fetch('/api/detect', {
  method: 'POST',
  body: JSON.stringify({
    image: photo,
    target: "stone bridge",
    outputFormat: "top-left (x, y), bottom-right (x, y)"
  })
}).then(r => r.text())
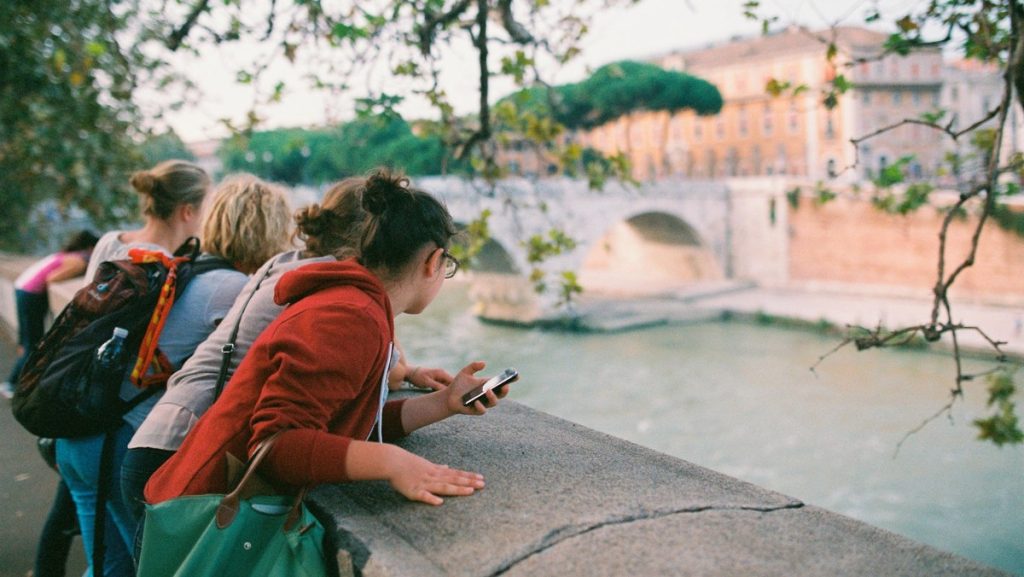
top-left (419, 176), bottom-right (792, 324)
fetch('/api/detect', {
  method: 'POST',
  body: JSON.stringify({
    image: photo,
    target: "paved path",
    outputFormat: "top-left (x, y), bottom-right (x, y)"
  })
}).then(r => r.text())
top-left (0, 334), bottom-right (87, 577)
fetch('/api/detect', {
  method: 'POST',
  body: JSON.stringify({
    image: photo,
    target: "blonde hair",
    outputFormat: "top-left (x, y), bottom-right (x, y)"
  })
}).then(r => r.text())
top-left (293, 177), bottom-right (368, 259)
top-left (130, 160), bottom-right (211, 220)
top-left (201, 174), bottom-right (293, 273)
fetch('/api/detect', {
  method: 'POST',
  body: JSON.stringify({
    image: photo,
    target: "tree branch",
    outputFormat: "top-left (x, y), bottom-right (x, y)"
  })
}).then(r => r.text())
top-left (417, 0), bottom-right (472, 56)
top-left (167, 0), bottom-right (211, 51)
top-left (456, 0), bottom-right (492, 162)
top-left (498, 0), bottom-right (534, 44)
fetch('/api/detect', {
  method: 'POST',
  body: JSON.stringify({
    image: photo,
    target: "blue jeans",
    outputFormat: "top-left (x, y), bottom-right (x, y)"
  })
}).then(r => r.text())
top-left (9, 289), bottom-right (49, 383)
top-left (35, 479), bottom-right (80, 577)
top-left (56, 423), bottom-right (137, 577)
top-left (121, 447), bottom-right (174, 562)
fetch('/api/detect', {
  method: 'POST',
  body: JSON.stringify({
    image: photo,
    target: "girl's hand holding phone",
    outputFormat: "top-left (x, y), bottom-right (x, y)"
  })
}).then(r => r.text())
top-left (444, 361), bottom-right (511, 416)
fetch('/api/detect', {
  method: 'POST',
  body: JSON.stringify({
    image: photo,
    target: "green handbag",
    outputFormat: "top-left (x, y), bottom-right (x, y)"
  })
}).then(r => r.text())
top-left (137, 435), bottom-right (328, 577)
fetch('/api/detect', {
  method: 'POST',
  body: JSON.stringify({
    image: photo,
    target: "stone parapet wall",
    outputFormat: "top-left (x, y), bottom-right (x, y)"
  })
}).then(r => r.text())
top-left (0, 255), bottom-right (1013, 577)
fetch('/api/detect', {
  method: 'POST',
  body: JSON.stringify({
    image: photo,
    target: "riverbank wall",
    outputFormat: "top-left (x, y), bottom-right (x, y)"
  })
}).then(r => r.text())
top-left (0, 255), bottom-right (1014, 576)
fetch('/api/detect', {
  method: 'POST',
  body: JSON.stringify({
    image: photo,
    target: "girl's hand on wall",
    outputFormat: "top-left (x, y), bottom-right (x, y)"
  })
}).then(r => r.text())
top-left (407, 366), bottom-right (453, 390)
top-left (387, 447), bottom-right (484, 505)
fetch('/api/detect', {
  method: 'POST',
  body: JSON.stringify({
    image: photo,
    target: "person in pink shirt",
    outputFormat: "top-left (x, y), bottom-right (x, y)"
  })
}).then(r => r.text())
top-left (2, 229), bottom-right (99, 399)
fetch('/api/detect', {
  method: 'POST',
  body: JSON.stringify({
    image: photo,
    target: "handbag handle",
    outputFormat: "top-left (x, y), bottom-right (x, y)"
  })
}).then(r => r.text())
top-left (216, 432), bottom-right (306, 530)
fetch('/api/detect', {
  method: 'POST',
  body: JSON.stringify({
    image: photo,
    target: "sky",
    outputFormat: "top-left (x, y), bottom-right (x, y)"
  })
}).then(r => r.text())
top-left (161, 0), bottom-right (921, 143)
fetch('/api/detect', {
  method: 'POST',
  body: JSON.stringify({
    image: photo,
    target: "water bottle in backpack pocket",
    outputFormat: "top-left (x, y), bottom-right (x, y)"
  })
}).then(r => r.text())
top-left (73, 327), bottom-right (130, 419)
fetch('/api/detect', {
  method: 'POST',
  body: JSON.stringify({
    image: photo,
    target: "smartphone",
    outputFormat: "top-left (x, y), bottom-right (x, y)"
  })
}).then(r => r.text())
top-left (461, 368), bottom-right (519, 407)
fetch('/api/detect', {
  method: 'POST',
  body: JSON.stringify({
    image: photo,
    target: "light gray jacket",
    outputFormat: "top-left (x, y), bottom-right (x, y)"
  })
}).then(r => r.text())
top-left (129, 250), bottom-right (335, 451)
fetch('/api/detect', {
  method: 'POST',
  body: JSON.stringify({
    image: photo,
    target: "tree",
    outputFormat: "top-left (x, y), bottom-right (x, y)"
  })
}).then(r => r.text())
top-left (744, 0), bottom-right (1023, 446)
top-left (0, 0), bottom-right (637, 255)
top-left (219, 118), bottom-right (458, 184)
top-left (0, 0), bottom-right (155, 252)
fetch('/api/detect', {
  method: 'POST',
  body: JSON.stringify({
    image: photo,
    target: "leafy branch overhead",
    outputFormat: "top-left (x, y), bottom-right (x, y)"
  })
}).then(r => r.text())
top-left (749, 0), bottom-right (1024, 446)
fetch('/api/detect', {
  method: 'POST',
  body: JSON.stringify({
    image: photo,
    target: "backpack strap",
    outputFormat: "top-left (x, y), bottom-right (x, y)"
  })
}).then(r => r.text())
top-left (128, 251), bottom-right (236, 389)
top-left (214, 255), bottom-right (279, 400)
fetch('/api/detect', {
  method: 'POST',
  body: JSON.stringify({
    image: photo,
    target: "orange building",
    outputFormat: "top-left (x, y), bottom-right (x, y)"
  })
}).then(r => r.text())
top-left (579, 26), bottom-right (946, 182)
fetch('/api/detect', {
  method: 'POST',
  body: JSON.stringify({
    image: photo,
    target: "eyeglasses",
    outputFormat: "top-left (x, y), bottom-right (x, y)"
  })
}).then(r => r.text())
top-left (442, 250), bottom-right (460, 279)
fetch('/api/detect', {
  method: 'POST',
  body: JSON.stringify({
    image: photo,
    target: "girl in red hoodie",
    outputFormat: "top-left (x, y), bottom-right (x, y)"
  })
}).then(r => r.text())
top-left (146, 168), bottom-right (502, 507)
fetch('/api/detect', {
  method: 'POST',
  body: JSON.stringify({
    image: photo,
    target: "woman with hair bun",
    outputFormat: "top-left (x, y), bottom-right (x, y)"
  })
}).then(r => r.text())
top-left (58, 167), bottom-right (294, 577)
top-left (84, 159), bottom-right (211, 280)
top-left (146, 167), bottom-right (505, 515)
top-left (127, 175), bottom-right (452, 494)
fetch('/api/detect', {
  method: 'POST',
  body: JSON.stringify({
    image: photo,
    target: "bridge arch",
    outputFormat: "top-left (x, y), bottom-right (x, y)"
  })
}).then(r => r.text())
top-left (467, 237), bottom-right (519, 274)
top-left (579, 211), bottom-right (724, 296)
top-left (457, 233), bottom-right (542, 322)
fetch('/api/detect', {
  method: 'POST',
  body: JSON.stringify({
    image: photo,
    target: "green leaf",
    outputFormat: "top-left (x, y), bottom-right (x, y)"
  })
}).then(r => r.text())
top-left (331, 22), bottom-right (368, 41)
top-left (896, 15), bottom-right (919, 32)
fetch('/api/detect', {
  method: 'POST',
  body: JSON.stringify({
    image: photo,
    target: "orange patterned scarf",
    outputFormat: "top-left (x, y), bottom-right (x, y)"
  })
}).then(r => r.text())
top-left (127, 248), bottom-right (191, 388)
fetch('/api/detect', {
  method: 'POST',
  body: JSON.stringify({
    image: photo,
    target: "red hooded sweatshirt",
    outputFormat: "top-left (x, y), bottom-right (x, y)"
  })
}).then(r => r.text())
top-left (145, 259), bottom-right (407, 503)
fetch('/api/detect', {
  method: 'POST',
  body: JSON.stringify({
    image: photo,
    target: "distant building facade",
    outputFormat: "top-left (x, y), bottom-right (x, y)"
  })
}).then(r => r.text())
top-left (574, 26), bottom-right (959, 183)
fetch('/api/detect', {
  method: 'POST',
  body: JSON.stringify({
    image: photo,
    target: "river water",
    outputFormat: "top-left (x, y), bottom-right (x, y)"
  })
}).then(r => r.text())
top-left (396, 283), bottom-right (1024, 575)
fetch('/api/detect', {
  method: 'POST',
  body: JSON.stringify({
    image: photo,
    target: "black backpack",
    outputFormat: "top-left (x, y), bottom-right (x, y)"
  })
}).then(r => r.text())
top-left (11, 237), bottom-right (233, 439)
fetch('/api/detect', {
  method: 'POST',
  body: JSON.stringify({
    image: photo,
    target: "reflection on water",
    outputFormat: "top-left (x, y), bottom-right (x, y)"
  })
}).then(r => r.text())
top-left (397, 283), bottom-right (1024, 575)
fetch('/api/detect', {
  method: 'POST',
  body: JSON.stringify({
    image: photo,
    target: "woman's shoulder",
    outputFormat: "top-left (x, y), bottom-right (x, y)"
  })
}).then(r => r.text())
top-left (90, 230), bottom-right (125, 260)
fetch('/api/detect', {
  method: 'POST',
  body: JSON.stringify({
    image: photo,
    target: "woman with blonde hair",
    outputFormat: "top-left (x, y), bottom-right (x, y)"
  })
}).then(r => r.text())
top-left (147, 166), bottom-right (504, 526)
top-left (123, 176), bottom-right (453, 549)
top-left (58, 167), bottom-right (293, 577)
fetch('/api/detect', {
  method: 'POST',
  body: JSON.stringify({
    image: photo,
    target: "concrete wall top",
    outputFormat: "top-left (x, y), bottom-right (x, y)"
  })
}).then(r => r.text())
top-left (314, 396), bottom-right (1010, 577)
top-left (0, 255), bottom-right (1010, 577)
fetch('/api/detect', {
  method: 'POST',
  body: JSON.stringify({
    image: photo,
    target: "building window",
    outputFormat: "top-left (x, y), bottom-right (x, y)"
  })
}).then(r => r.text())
top-left (707, 149), bottom-right (718, 177)
top-left (862, 91), bottom-right (870, 105)
top-left (892, 90), bottom-right (902, 105)
top-left (738, 106), bottom-right (748, 137)
top-left (752, 144), bottom-right (762, 175)
top-left (932, 92), bottom-right (940, 107)
top-left (726, 147), bottom-right (739, 176)
top-left (763, 102), bottom-right (773, 135)
top-left (695, 121), bottom-right (703, 141)
top-left (910, 63), bottom-right (920, 79)
top-left (716, 118), bottom-right (725, 139)
top-left (788, 102), bottom-right (799, 133)
top-left (912, 91), bottom-right (922, 106)
top-left (826, 158), bottom-right (837, 177)
top-left (825, 114), bottom-right (835, 139)
top-left (951, 86), bottom-right (959, 102)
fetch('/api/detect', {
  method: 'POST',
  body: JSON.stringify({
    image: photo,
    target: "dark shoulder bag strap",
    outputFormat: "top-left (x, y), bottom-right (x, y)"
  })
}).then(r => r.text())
top-left (214, 256), bottom-right (279, 400)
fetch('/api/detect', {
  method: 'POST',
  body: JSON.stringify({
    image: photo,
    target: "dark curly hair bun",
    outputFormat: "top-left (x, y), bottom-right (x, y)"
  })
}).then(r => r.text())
top-left (362, 168), bottom-right (411, 216)
top-left (295, 203), bottom-right (327, 237)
